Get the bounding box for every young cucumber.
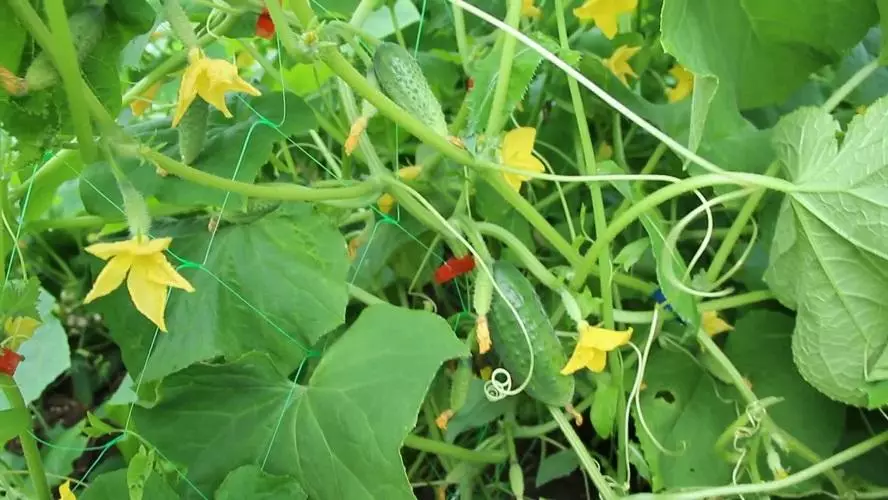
[488,261,575,407]
[177,98,209,164]
[24,7,105,93]
[372,42,449,138]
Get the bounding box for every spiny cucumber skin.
[177,98,209,164]
[488,261,575,407]
[24,7,106,93]
[373,43,449,137]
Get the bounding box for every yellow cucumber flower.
[604,45,641,86]
[500,127,545,192]
[59,481,76,500]
[522,0,542,18]
[83,237,195,332]
[378,165,424,213]
[666,65,693,103]
[130,81,163,117]
[3,316,41,350]
[702,311,733,337]
[561,321,632,374]
[573,0,637,39]
[172,48,261,127]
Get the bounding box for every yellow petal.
[345,116,369,156]
[396,165,423,181]
[604,46,641,86]
[702,311,733,337]
[573,0,638,39]
[560,345,607,374]
[172,56,203,127]
[435,409,454,430]
[577,323,633,351]
[586,349,608,373]
[4,316,41,338]
[59,480,76,500]
[132,236,173,256]
[147,253,195,292]
[378,193,396,214]
[476,315,492,354]
[130,81,162,117]
[84,239,140,260]
[666,65,694,103]
[521,0,541,17]
[502,172,525,192]
[502,127,537,162]
[128,259,171,331]
[84,255,134,303]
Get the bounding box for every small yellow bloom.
[521,0,541,18]
[476,315,491,354]
[561,321,632,374]
[3,316,41,350]
[377,165,423,214]
[130,81,163,117]
[702,311,733,337]
[83,237,195,332]
[59,481,76,500]
[435,409,454,430]
[573,0,637,39]
[604,45,641,86]
[666,65,693,103]
[500,127,545,192]
[172,48,261,127]
[345,116,369,156]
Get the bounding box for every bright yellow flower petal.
[84,239,141,260]
[147,253,196,292]
[4,316,41,349]
[573,0,638,39]
[84,254,134,303]
[560,345,607,374]
[396,165,423,181]
[173,48,261,126]
[59,481,76,500]
[577,323,633,350]
[604,45,641,86]
[521,0,541,18]
[500,127,545,192]
[139,236,173,255]
[666,65,694,103]
[378,193,396,214]
[702,311,733,337]
[128,259,172,331]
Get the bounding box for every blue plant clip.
[651,288,686,325]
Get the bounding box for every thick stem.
[402,434,508,464]
[823,59,879,113]
[484,0,522,136]
[1,375,52,500]
[44,0,96,161]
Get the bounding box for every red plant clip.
[434,255,476,284]
[0,348,24,376]
[256,7,275,39]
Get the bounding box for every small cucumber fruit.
[372,42,449,137]
[24,7,105,93]
[177,98,209,164]
[449,358,472,412]
[488,261,575,406]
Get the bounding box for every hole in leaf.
[654,390,675,404]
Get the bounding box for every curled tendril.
[484,367,519,401]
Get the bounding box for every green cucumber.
[372,42,449,137]
[488,261,575,407]
[177,98,209,164]
[24,7,105,93]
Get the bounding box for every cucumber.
[24,7,105,94]
[372,42,449,137]
[177,97,209,164]
[488,261,575,407]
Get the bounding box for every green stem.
[484,0,522,137]
[705,161,780,285]
[347,283,386,305]
[611,142,668,220]
[451,0,471,73]
[547,406,618,500]
[25,205,203,232]
[628,431,888,500]
[162,0,199,48]
[697,290,774,312]
[823,59,879,113]
[570,173,786,290]
[403,434,508,464]
[10,150,78,202]
[349,0,382,27]
[44,0,96,162]
[122,14,236,105]
[264,0,302,57]
[1,375,52,500]
[133,145,381,201]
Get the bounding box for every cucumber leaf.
[765,98,888,406]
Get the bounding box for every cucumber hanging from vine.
[176,97,209,164]
[372,42,449,138]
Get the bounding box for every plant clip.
[651,288,685,324]
[0,348,24,376]
[435,255,476,285]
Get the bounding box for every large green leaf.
[662,0,876,110]
[215,465,306,500]
[724,311,846,490]
[80,92,315,216]
[765,99,888,406]
[80,469,178,500]
[635,348,737,491]
[134,305,467,499]
[93,204,348,382]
